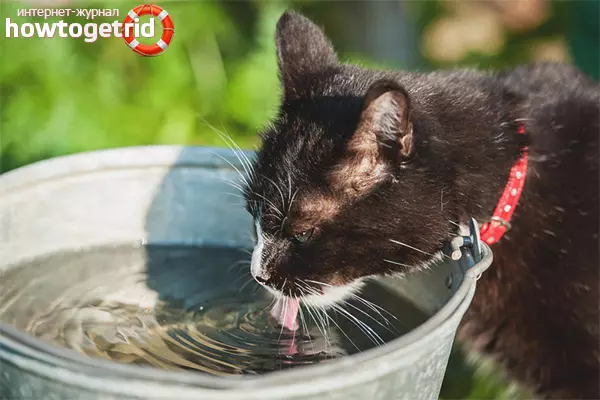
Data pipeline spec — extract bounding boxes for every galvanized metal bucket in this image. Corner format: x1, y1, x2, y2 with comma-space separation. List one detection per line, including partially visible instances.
0, 146, 492, 400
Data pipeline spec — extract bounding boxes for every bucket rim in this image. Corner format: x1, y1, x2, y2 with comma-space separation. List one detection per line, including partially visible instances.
0, 145, 492, 397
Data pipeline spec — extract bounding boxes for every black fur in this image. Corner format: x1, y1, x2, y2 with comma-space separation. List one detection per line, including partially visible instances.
245, 11, 599, 398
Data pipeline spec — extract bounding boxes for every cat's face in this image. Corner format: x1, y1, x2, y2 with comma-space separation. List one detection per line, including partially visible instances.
244, 11, 453, 307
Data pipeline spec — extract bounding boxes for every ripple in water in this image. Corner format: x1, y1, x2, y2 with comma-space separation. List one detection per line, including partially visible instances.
0, 245, 428, 375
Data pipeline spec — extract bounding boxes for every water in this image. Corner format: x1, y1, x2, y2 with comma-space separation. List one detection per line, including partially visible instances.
0, 245, 429, 376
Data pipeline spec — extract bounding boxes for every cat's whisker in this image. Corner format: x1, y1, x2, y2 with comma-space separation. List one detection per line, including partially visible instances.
448, 220, 461, 227
298, 279, 380, 348
304, 303, 328, 352
304, 278, 332, 287
252, 282, 263, 296
285, 172, 300, 216
224, 192, 249, 203
236, 248, 253, 256
324, 308, 360, 353
302, 283, 338, 355
310, 303, 332, 354
296, 280, 332, 353
319, 305, 333, 355
232, 272, 249, 285
208, 127, 285, 226
227, 259, 250, 273
350, 293, 400, 323
347, 294, 394, 326
292, 281, 310, 338
202, 121, 255, 183
239, 276, 257, 293
286, 171, 293, 208
332, 303, 384, 347
297, 302, 313, 352
224, 180, 247, 194
340, 299, 397, 334
389, 238, 451, 260
298, 280, 342, 355
248, 199, 260, 216
337, 301, 382, 344
210, 150, 251, 189
388, 239, 437, 257
263, 176, 287, 216
288, 188, 300, 215
261, 212, 283, 221
254, 192, 284, 218
260, 296, 277, 314
261, 232, 274, 245
513, 118, 534, 122
235, 275, 254, 291
226, 134, 255, 181
294, 279, 392, 353
383, 259, 412, 268
440, 188, 444, 212
277, 292, 289, 341
330, 302, 377, 346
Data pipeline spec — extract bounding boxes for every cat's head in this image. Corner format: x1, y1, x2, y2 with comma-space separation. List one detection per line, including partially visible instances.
244, 11, 454, 307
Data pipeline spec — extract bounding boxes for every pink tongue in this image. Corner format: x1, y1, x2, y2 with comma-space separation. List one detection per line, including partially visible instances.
270, 297, 299, 331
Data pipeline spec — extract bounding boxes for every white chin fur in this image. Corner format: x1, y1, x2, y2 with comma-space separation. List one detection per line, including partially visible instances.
300, 279, 366, 308
250, 220, 266, 279
297, 250, 445, 306
262, 280, 365, 308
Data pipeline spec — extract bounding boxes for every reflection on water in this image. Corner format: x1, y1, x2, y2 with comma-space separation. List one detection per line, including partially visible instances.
0, 245, 428, 375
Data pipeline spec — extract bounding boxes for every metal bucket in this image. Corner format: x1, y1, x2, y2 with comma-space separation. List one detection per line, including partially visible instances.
0, 146, 492, 400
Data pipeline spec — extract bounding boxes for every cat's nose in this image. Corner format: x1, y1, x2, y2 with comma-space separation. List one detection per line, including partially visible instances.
252, 270, 271, 285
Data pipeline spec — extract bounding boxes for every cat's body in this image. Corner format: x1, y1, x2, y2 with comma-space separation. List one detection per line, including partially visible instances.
456, 64, 599, 399
244, 11, 599, 399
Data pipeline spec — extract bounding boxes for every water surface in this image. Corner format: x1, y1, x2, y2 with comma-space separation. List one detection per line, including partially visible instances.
0, 245, 428, 375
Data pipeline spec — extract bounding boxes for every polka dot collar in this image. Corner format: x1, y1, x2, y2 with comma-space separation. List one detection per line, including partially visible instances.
480, 125, 528, 245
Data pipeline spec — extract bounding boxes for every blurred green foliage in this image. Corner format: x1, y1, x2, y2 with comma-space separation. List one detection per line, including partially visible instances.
0, 1, 595, 398
1, 0, 597, 173
1, 1, 288, 171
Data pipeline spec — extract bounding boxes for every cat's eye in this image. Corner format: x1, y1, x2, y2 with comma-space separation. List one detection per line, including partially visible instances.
292, 229, 314, 244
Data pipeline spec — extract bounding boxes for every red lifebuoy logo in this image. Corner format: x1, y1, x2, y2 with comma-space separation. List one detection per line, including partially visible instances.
122, 4, 174, 57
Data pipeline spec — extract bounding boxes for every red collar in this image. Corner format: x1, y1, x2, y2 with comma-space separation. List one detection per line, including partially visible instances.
480, 125, 528, 245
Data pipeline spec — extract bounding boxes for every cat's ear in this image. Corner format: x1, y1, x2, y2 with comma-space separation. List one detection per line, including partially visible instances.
275, 10, 338, 99
357, 79, 414, 159
330, 80, 413, 197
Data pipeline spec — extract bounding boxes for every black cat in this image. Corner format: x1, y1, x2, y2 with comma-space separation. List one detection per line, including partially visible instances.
244, 10, 599, 399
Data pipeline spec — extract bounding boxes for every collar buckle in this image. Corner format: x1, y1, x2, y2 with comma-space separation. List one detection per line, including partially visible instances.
489, 216, 512, 232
